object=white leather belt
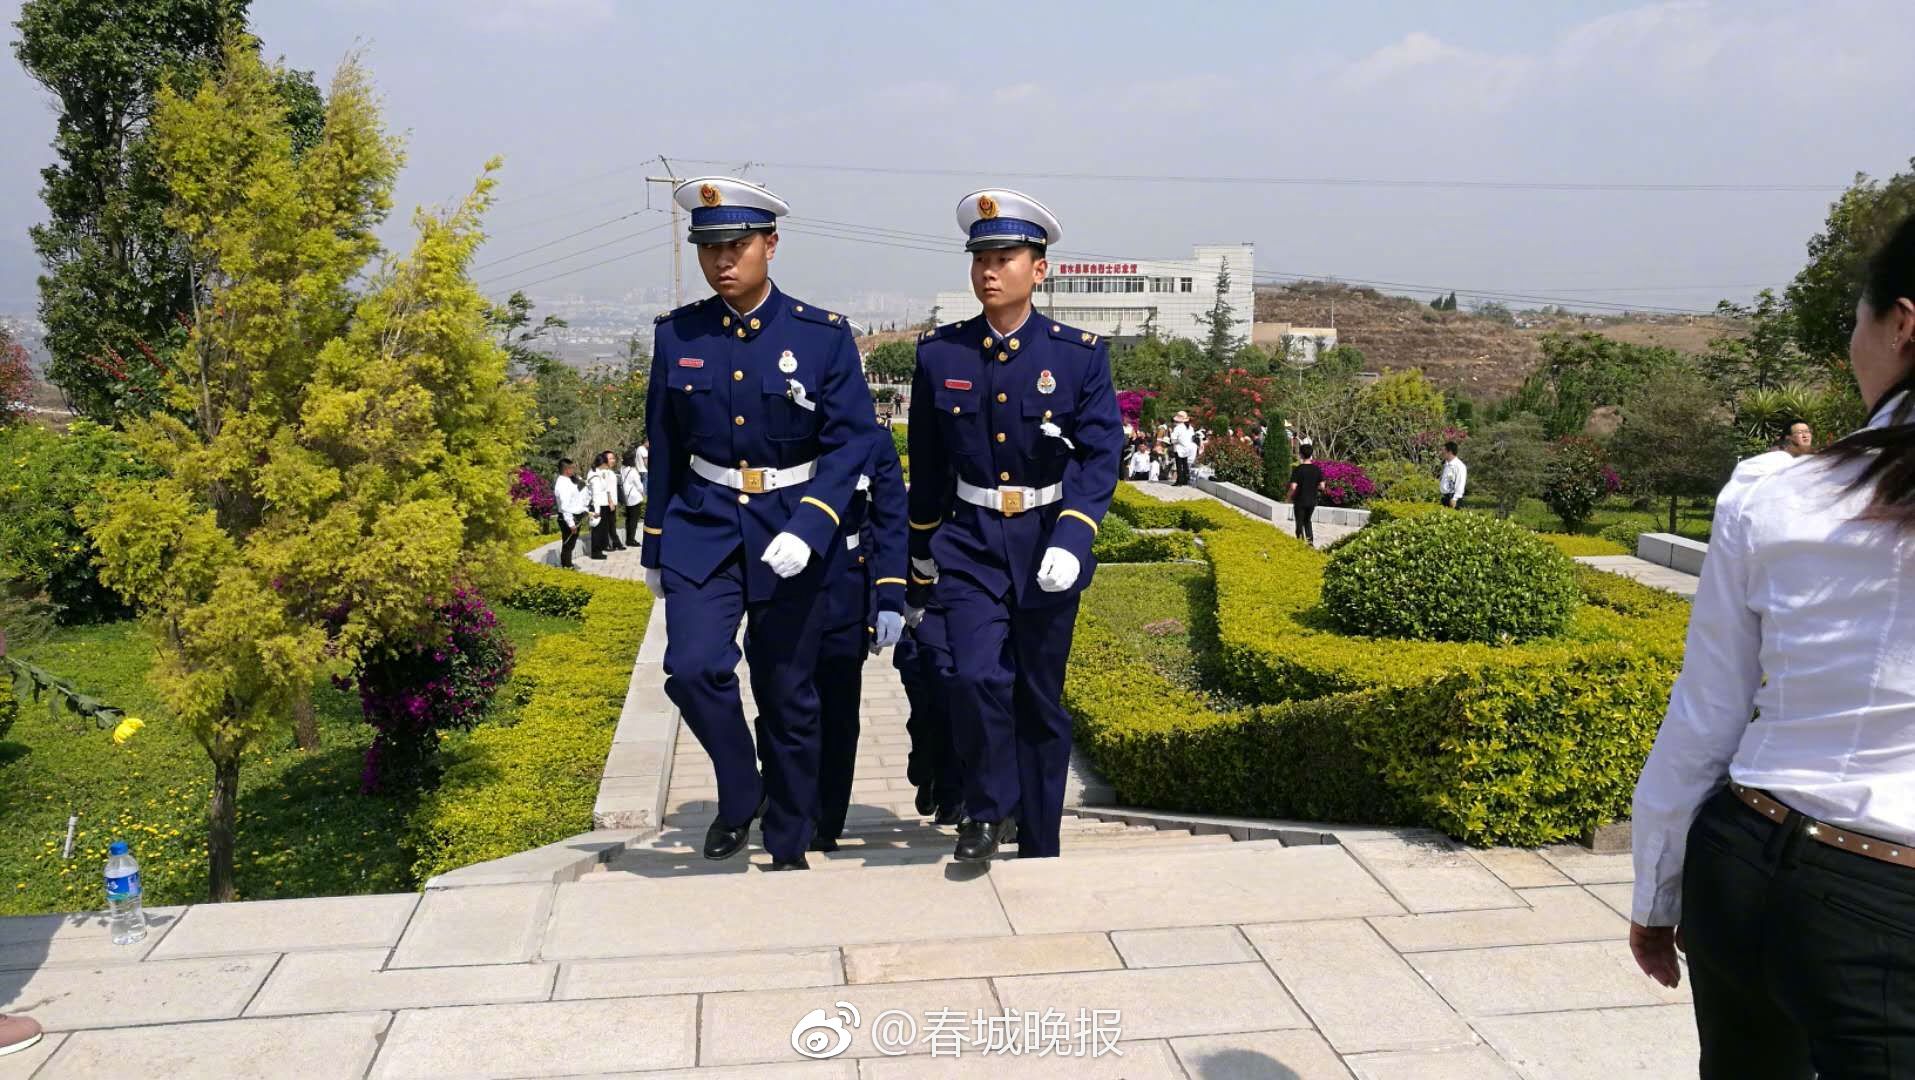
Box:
[956,478,1063,517]
[690,455,815,494]
[845,533,860,551]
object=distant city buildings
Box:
[933,243,1255,344]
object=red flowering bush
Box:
[1541,437,1612,531]
[1194,368,1273,437]
[511,466,556,522]
[1198,434,1264,488]
[348,588,515,794]
[1116,389,1157,427]
[1316,460,1376,507]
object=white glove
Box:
[1036,547,1081,593]
[871,610,904,651]
[904,606,925,629]
[644,568,664,598]
[911,556,939,583]
[761,532,813,579]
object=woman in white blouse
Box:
[1630,214,1915,1078]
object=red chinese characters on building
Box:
[1054,263,1138,275]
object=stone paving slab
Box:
[1583,882,1634,920]
[1170,1030,1354,1080]
[391,882,553,967]
[1345,1046,1522,1079]
[35,1012,388,1080]
[990,845,1402,934]
[0,908,183,971]
[575,1064,857,1079]
[699,978,998,1065]
[1,953,276,1030]
[1535,845,1635,884]
[1471,1004,1699,1079]
[843,932,1119,984]
[555,948,842,999]
[857,1040,1184,1077]
[148,892,418,959]
[1340,836,1524,914]
[246,948,555,1016]
[1366,885,1630,953]
[993,962,1308,1042]
[1409,940,1691,1016]
[0,1030,63,1078]
[545,866,1010,959]
[1245,920,1477,1053]
[1109,925,1257,969]
[1469,849,1574,889]
[370,997,699,1078]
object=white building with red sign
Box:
[932,243,1254,343]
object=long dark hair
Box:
[1824,214,1915,532]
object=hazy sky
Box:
[3,0,1911,315]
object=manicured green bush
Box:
[1541,436,1615,531]
[408,560,652,880]
[1069,488,1690,846]
[1197,435,1263,489]
[1322,514,1580,644]
[1598,520,1647,551]
[1092,513,1200,563]
[1363,457,1440,503]
[1364,500,1444,526]
[0,422,158,622]
[502,580,594,619]
[1540,533,1629,558]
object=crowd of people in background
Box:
[550,441,649,569]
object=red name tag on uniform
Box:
[944,379,972,391]
[678,358,704,368]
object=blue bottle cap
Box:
[108,841,129,856]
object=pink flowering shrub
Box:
[1317,460,1376,507]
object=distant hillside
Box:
[1254,282,1738,399]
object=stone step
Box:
[589,830,1242,878]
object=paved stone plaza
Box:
[0,496,1703,1078]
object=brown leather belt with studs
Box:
[1730,782,1915,872]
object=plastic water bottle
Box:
[104,841,147,945]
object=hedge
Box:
[1071,483,1691,846]
[408,558,652,880]
[1540,533,1630,558]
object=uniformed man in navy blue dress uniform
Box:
[906,189,1123,860]
[897,590,964,825]
[640,176,880,871]
[800,430,907,852]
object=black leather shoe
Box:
[703,796,768,860]
[933,802,964,827]
[767,855,809,871]
[954,817,1017,862]
[915,782,937,817]
[809,834,839,853]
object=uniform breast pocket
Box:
[1023,397,1076,458]
[762,374,818,442]
[934,386,983,450]
[670,367,718,436]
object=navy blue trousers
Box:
[807,617,868,842]
[662,549,830,861]
[897,609,963,809]
[936,573,1080,858]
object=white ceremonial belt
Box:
[955,479,1063,517]
[690,455,816,494]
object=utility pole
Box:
[643,162,683,307]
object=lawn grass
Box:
[1078,562,1237,702]
[0,607,578,915]
[1470,495,1715,543]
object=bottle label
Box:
[106,871,141,900]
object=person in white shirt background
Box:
[551,458,591,569]
[618,448,646,546]
[1438,441,1467,508]
[1127,442,1152,480]
[1629,213,1915,1078]
[586,450,621,559]
[1170,410,1197,486]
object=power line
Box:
[475,221,673,286]
[674,156,1841,194]
[485,238,674,294]
[485,192,640,238]
[474,208,656,270]
[492,154,662,208]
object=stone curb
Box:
[1192,476,1372,530]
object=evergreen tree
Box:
[1193,259,1245,369]
[1260,410,1293,501]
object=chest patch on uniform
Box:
[678,358,704,369]
[1037,370,1057,394]
[778,350,798,374]
[944,379,973,391]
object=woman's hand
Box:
[1629,922,1684,988]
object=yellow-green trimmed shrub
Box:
[408,560,652,880]
[1322,515,1580,644]
[0,667,15,742]
[1541,533,1630,557]
[1069,488,1691,846]
[1365,499,1444,525]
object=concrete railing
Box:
[1191,476,1372,530]
[1635,532,1707,575]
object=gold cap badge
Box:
[699,183,721,207]
[978,195,998,219]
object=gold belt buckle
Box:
[740,468,767,494]
[1000,488,1026,516]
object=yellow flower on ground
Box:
[112,717,146,745]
